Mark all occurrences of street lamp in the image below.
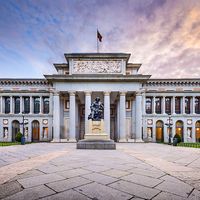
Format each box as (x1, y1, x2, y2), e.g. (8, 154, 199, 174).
(165, 113, 173, 145)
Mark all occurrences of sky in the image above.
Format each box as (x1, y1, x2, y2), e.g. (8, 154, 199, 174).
(0, 0, 200, 78)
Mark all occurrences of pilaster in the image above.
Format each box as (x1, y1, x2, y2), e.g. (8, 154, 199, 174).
(85, 91, 92, 135)
(104, 91, 110, 138)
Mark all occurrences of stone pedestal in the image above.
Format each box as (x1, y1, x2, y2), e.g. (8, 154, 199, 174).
(77, 119, 116, 149)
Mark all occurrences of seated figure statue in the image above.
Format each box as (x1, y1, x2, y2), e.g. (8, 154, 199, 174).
(88, 97, 104, 121)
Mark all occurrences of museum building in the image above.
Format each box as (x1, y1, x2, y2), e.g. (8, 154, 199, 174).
(0, 53, 200, 143)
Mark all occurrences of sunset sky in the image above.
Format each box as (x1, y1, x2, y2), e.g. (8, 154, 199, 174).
(0, 0, 200, 78)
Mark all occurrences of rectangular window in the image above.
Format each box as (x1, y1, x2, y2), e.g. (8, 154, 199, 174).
(64, 100, 69, 110)
(147, 127, 152, 138)
(195, 97, 200, 114)
(34, 97, 40, 114)
(185, 97, 191, 114)
(155, 97, 161, 114)
(175, 97, 181, 114)
(5, 97, 10, 114)
(145, 97, 152, 114)
(43, 97, 49, 114)
(14, 97, 20, 114)
(43, 127, 48, 139)
(24, 97, 30, 114)
(165, 97, 171, 114)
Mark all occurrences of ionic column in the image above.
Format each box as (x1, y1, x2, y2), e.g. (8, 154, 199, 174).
(52, 92, 60, 142)
(30, 96, 33, 114)
(192, 96, 195, 114)
(0, 96, 2, 113)
(131, 98, 136, 139)
(69, 92, 76, 142)
(85, 91, 92, 134)
(117, 99, 120, 141)
(119, 92, 126, 142)
(10, 96, 13, 114)
(40, 96, 43, 114)
(104, 91, 110, 138)
(135, 92, 143, 142)
(172, 96, 175, 114)
(162, 96, 165, 114)
(20, 96, 23, 113)
(182, 96, 185, 114)
(49, 93, 53, 115)
(152, 96, 155, 114)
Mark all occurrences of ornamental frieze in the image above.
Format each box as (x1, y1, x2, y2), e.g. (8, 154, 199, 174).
(72, 60, 122, 74)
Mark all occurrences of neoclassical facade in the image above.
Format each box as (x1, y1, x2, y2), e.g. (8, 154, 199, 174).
(0, 53, 200, 143)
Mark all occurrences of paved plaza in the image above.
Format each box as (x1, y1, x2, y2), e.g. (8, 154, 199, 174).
(0, 143, 200, 200)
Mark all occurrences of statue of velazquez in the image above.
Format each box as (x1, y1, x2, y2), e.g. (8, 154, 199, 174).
(88, 97, 104, 121)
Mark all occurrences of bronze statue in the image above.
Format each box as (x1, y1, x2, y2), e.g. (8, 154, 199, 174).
(88, 97, 104, 121)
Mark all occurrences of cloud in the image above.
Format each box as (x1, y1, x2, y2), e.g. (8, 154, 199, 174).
(0, 0, 199, 78)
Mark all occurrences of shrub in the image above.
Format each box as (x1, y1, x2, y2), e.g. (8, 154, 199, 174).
(173, 133, 182, 143)
(15, 132, 23, 142)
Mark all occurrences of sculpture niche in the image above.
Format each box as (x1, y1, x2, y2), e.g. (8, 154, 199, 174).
(88, 97, 104, 121)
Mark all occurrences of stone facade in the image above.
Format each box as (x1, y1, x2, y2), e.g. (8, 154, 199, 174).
(0, 53, 200, 143)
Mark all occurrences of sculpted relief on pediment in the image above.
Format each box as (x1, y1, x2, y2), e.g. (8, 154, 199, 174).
(72, 60, 122, 74)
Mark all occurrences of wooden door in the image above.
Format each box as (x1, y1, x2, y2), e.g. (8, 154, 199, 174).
(32, 121, 40, 142)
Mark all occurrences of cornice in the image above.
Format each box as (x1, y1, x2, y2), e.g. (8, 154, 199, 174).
(145, 79, 200, 87)
(0, 79, 50, 86)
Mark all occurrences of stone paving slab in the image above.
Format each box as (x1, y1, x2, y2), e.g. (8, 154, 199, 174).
(155, 180, 193, 197)
(109, 180, 160, 199)
(152, 192, 187, 200)
(82, 172, 118, 185)
(57, 168, 92, 178)
(101, 169, 131, 178)
(17, 173, 65, 188)
(0, 181, 22, 199)
(75, 182, 133, 200)
(46, 176, 92, 192)
(121, 173, 163, 188)
(3, 185, 55, 200)
(40, 189, 91, 200)
(82, 164, 111, 172)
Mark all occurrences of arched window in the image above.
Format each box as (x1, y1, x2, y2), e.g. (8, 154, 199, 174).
(24, 97, 30, 114)
(34, 97, 40, 114)
(43, 97, 49, 114)
(146, 97, 152, 114)
(14, 97, 20, 114)
(5, 97, 10, 114)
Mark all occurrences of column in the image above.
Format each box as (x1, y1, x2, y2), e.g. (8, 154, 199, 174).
(152, 96, 155, 114)
(69, 91, 76, 142)
(192, 96, 195, 114)
(104, 91, 110, 138)
(30, 96, 33, 114)
(10, 96, 13, 114)
(40, 96, 43, 114)
(119, 92, 126, 142)
(135, 92, 143, 142)
(52, 92, 60, 142)
(131, 97, 136, 139)
(182, 96, 185, 114)
(85, 91, 92, 134)
(117, 99, 120, 141)
(162, 96, 165, 114)
(20, 96, 23, 113)
(49, 93, 53, 115)
(0, 96, 2, 113)
(172, 96, 175, 114)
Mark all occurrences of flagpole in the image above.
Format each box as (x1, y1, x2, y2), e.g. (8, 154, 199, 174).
(97, 29, 99, 53)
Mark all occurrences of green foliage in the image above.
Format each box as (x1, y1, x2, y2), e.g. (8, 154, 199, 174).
(173, 133, 181, 143)
(15, 132, 23, 142)
(177, 143, 200, 148)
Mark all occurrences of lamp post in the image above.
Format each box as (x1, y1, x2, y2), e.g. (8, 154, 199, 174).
(165, 113, 173, 145)
(20, 112, 28, 145)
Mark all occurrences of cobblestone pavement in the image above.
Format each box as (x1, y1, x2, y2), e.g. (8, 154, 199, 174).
(0, 143, 200, 200)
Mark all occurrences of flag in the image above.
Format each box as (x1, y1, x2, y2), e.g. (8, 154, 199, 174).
(97, 30, 102, 42)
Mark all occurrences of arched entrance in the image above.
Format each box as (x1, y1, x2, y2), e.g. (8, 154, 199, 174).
(156, 120, 164, 142)
(196, 121, 200, 142)
(32, 120, 40, 142)
(176, 120, 184, 142)
(12, 120, 20, 142)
